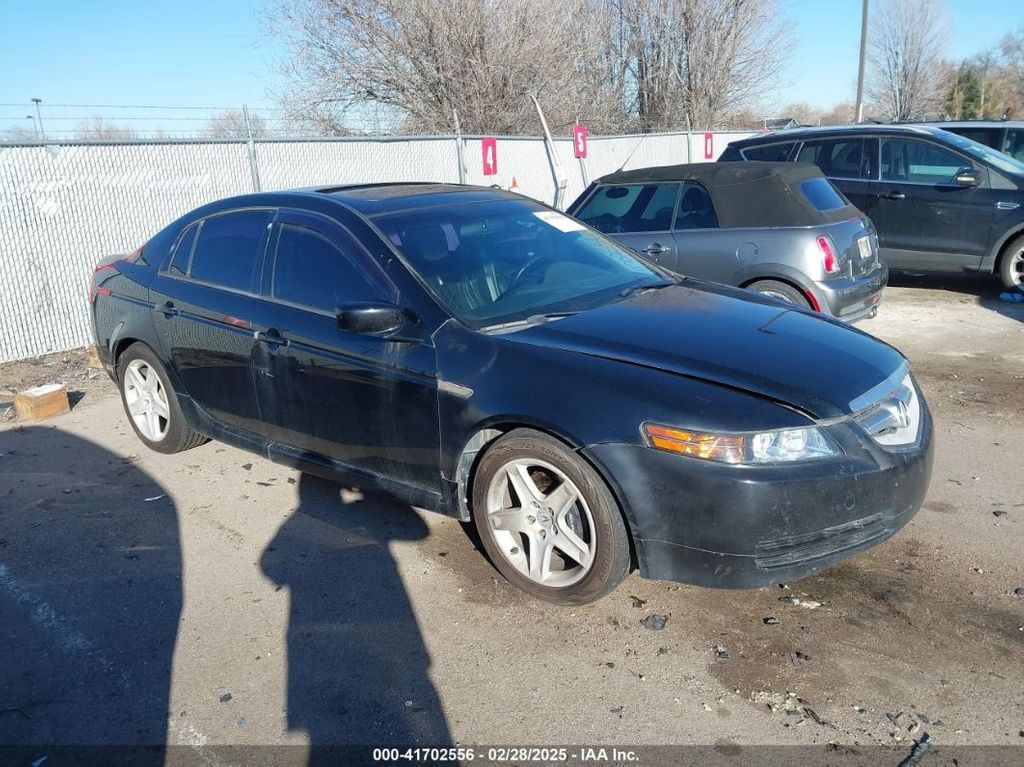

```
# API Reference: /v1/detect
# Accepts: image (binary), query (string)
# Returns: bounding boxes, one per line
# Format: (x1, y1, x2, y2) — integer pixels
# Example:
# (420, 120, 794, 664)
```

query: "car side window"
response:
(742, 142, 795, 161)
(673, 182, 719, 230)
(880, 138, 967, 184)
(575, 184, 679, 233)
(796, 138, 868, 180)
(188, 210, 273, 292)
(271, 221, 383, 312)
(1003, 129, 1024, 161)
(168, 222, 198, 277)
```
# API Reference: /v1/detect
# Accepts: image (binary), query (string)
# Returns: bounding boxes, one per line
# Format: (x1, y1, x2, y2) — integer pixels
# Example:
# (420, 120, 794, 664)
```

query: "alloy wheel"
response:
(485, 458, 596, 588)
(123, 359, 170, 442)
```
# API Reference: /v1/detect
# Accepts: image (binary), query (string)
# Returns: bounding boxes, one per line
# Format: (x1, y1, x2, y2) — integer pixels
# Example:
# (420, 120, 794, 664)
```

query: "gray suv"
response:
(567, 162, 888, 322)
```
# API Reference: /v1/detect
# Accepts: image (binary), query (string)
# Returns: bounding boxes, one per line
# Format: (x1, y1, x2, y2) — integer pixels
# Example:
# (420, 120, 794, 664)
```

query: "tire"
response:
(746, 279, 812, 309)
(999, 236, 1024, 289)
(116, 342, 207, 454)
(471, 428, 630, 605)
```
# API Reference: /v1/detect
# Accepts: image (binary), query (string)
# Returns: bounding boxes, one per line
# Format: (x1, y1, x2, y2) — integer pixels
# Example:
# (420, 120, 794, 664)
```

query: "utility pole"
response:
(854, 0, 869, 123)
(242, 104, 262, 192)
(31, 97, 45, 140)
(452, 109, 466, 185)
(25, 115, 39, 139)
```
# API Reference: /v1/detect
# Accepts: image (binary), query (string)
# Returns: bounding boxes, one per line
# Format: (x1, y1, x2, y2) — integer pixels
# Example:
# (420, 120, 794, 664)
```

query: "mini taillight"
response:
(817, 235, 840, 274)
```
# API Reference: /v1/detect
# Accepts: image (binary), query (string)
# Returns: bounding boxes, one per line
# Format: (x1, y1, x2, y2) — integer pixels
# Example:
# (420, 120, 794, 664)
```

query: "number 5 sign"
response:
(572, 124, 588, 158)
(481, 137, 497, 176)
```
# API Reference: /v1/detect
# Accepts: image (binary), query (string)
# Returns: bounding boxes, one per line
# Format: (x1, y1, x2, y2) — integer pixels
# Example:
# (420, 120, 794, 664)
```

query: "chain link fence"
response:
(0, 130, 752, 362)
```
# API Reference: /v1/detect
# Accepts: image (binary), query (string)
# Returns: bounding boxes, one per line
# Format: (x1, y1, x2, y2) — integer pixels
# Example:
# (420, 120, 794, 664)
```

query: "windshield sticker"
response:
(533, 210, 586, 232)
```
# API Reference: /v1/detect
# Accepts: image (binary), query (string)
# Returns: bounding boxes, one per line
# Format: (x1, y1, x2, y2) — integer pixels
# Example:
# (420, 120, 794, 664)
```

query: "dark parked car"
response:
(922, 120, 1024, 162)
(721, 125, 1024, 288)
(567, 162, 888, 322)
(91, 184, 933, 604)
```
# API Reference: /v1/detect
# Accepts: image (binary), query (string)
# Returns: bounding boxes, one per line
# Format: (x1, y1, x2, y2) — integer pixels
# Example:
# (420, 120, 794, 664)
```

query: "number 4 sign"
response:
(481, 137, 497, 175)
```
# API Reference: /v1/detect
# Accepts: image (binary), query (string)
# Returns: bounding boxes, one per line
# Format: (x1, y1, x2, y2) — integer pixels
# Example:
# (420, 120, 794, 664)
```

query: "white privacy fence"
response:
(0, 130, 752, 362)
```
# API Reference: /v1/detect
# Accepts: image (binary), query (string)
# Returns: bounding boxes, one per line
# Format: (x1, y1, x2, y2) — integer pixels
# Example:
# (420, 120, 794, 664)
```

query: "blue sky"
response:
(1, 0, 1022, 134)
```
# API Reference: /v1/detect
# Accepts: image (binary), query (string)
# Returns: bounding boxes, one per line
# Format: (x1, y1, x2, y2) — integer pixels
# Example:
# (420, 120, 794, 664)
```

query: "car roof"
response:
(595, 160, 819, 186)
(313, 182, 525, 215)
(729, 123, 951, 147)
(918, 120, 1024, 129)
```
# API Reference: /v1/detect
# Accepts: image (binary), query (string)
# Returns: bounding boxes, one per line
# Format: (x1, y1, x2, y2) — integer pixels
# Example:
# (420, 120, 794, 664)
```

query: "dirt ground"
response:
(1, 273, 1022, 759)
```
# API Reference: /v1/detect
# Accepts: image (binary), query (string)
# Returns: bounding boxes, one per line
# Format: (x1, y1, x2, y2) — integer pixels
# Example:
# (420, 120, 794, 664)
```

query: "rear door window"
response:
(880, 138, 967, 184)
(1002, 129, 1024, 161)
(575, 183, 679, 233)
(189, 210, 273, 292)
(954, 127, 1001, 149)
(800, 177, 849, 211)
(673, 181, 719, 230)
(796, 138, 868, 179)
(271, 219, 383, 312)
(741, 142, 795, 161)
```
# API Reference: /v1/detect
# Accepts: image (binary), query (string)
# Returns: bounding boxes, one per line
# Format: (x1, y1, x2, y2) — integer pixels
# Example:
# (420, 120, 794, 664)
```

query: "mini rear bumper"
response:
(813, 261, 889, 323)
(582, 404, 933, 589)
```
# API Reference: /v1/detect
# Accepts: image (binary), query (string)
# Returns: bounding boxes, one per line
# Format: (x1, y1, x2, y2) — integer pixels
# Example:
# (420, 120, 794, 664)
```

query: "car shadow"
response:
(260, 473, 451, 759)
(887, 269, 1024, 324)
(0, 426, 181, 765)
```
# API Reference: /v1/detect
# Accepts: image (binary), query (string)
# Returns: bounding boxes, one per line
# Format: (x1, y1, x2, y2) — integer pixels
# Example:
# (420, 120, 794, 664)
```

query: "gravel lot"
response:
(1, 274, 1022, 758)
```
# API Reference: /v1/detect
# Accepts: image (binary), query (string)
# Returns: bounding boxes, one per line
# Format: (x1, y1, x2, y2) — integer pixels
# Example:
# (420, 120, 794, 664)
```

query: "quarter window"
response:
(1003, 129, 1024, 161)
(742, 142, 795, 161)
(880, 139, 966, 184)
(575, 183, 679, 233)
(189, 210, 272, 291)
(168, 222, 198, 276)
(272, 222, 381, 312)
(674, 182, 719, 230)
(796, 138, 869, 179)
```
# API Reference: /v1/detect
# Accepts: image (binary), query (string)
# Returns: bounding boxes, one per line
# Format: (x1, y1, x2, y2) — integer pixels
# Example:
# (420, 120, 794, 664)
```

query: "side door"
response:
(870, 136, 993, 270)
(572, 183, 682, 270)
(794, 136, 875, 213)
(149, 209, 271, 434)
(671, 180, 734, 281)
(249, 208, 441, 494)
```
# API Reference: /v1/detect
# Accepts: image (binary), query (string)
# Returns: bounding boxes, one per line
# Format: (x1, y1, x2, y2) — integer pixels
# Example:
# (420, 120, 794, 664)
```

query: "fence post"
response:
(452, 109, 466, 184)
(243, 104, 262, 192)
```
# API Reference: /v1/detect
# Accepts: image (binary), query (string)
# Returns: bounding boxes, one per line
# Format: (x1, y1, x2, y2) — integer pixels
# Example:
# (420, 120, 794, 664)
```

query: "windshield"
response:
(940, 130, 1024, 176)
(373, 198, 665, 328)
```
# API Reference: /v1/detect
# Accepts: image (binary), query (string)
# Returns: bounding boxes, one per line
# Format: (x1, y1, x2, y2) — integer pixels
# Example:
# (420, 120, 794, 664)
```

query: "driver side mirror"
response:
(954, 168, 979, 187)
(336, 302, 407, 337)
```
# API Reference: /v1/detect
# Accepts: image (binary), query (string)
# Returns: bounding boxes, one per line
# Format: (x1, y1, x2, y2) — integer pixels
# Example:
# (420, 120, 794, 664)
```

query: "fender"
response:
(731, 262, 823, 310)
(982, 218, 1024, 273)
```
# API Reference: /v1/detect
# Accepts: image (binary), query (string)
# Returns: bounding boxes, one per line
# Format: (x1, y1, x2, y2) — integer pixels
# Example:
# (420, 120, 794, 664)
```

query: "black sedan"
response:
(90, 184, 933, 604)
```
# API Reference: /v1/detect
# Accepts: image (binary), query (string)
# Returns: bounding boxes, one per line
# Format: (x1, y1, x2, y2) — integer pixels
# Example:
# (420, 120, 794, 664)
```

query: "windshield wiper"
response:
(618, 279, 677, 299)
(480, 311, 579, 333)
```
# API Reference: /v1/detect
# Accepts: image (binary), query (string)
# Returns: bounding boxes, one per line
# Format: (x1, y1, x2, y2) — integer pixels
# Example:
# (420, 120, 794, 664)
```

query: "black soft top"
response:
(594, 162, 857, 227)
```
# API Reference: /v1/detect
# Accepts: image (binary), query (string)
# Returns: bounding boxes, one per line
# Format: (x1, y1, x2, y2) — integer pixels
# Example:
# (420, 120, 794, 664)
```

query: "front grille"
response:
(754, 513, 887, 570)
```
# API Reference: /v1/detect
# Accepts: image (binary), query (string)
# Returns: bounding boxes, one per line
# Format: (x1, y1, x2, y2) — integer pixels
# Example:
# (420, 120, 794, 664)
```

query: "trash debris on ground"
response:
(763, 616, 780, 625)
(640, 614, 668, 631)
(993, 509, 1008, 517)
(713, 645, 729, 660)
(219, 693, 232, 703)
(998, 290, 1024, 302)
(241, 463, 252, 471)
(788, 650, 811, 667)
(779, 596, 821, 609)
(144, 494, 166, 502)
(897, 732, 932, 767)
(1014, 587, 1024, 597)
(629, 595, 647, 608)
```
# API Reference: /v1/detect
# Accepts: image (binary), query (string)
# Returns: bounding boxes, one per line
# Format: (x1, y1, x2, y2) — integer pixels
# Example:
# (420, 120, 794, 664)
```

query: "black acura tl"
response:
(90, 184, 933, 604)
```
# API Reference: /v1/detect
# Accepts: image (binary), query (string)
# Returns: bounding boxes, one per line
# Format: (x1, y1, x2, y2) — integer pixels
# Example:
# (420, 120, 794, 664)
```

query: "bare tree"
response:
(203, 110, 268, 139)
(998, 26, 1024, 118)
(866, 0, 951, 121)
(75, 117, 137, 140)
(273, 0, 609, 135)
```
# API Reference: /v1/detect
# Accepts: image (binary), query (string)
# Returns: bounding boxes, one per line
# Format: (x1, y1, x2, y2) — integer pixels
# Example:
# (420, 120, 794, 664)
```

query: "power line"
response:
(0, 102, 289, 111)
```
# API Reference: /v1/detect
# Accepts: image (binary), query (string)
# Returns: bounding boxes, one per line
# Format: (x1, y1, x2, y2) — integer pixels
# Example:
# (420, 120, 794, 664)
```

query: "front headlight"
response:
(643, 422, 837, 465)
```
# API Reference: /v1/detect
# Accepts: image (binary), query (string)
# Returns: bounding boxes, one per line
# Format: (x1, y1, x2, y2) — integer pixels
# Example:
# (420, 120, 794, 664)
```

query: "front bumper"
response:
(813, 261, 889, 323)
(582, 404, 933, 588)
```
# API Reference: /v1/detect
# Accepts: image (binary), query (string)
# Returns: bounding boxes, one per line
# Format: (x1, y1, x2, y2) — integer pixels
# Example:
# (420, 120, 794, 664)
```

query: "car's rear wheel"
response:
(471, 429, 630, 605)
(116, 342, 207, 454)
(746, 279, 812, 308)
(999, 236, 1024, 289)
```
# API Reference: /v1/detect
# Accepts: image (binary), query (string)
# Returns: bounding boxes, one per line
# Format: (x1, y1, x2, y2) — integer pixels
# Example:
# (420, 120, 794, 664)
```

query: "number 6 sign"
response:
(481, 137, 497, 176)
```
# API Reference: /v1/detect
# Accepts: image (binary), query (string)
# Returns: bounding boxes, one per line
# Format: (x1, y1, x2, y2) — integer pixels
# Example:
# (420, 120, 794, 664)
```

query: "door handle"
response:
(642, 243, 669, 255)
(879, 191, 905, 200)
(161, 301, 179, 317)
(255, 329, 289, 348)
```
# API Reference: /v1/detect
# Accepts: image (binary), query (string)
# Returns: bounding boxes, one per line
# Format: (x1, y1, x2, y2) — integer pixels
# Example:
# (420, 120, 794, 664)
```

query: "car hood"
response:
(507, 283, 905, 419)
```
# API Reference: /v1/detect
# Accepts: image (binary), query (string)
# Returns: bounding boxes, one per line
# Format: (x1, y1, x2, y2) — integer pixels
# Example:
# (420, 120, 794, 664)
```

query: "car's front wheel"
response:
(999, 236, 1024, 289)
(116, 342, 207, 454)
(471, 429, 630, 604)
